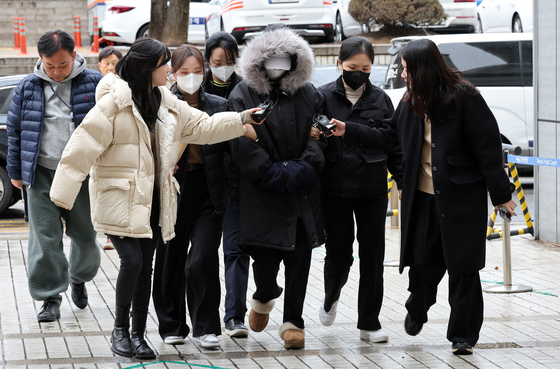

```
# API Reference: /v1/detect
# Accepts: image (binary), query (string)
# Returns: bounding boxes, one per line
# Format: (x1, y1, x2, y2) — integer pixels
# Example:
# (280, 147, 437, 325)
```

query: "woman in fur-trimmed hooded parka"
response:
(227, 25, 326, 350)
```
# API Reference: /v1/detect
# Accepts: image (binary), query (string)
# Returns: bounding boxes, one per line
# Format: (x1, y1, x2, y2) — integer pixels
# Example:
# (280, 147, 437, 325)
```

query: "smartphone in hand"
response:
(498, 206, 511, 222)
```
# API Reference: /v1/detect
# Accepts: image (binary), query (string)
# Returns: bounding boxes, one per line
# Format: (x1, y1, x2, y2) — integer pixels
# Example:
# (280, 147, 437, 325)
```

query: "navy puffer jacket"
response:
(7, 69, 102, 185)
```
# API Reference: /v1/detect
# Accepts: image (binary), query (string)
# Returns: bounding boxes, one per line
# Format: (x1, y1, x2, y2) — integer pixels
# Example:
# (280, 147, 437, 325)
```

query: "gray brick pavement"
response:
(1, 224, 560, 369)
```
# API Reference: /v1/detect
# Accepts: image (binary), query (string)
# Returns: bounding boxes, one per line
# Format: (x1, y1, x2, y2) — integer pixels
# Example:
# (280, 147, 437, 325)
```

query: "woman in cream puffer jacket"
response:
(49, 38, 258, 360)
(50, 71, 250, 242)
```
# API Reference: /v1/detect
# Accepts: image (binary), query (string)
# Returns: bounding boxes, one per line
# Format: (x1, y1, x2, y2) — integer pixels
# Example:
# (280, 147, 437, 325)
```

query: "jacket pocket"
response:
(359, 110, 384, 128)
(94, 178, 132, 227)
(451, 173, 483, 184)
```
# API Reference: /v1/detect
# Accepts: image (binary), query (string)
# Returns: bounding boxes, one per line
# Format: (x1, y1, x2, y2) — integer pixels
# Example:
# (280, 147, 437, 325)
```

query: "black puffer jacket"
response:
(228, 27, 326, 251)
(318, 77, 403, 197)
(172, 84, 229, 213)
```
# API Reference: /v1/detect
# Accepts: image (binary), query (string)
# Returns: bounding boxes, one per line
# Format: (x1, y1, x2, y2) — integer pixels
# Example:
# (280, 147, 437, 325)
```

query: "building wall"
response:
(535, 0, 560, 244)
(0, 1, 89, 48)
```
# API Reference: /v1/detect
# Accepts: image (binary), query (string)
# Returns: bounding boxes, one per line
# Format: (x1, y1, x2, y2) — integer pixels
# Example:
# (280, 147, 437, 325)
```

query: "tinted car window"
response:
(521, 41, 532, 87)
(0, 86, 15, 115)
(438, 41, 522, 86)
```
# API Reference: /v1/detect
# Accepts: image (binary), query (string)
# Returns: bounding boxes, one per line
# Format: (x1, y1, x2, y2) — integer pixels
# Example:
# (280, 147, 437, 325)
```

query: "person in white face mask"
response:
(152, 44, 246, 350)
(202, 32, 242, 99)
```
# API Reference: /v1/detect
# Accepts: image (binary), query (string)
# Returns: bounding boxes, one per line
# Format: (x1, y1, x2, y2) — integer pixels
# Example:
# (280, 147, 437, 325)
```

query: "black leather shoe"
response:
(70, 281, 88, 309)
(37, 300, 61, 322)
(111, 305, 133, 358)
(404, 313, 423, 336)
(130, 310, 156, 360)
(225, 318, 249, 338)
(452, 342, 474, 355)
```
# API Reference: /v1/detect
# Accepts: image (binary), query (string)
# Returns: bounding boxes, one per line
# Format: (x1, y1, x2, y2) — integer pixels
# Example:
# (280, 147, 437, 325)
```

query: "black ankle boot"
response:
(131, 310, 156, 360)
(111, 305, 133, 358)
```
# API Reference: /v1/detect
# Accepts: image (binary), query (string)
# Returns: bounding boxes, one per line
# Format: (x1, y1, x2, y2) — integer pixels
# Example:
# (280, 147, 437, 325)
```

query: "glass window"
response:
(438, 41, 522, 87)
(0, 86, 16, 115)
(520, 41, 532, 87)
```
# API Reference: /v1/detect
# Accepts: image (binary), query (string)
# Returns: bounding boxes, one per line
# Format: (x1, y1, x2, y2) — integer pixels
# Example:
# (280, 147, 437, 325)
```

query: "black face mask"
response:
(342, 69, 370, 91)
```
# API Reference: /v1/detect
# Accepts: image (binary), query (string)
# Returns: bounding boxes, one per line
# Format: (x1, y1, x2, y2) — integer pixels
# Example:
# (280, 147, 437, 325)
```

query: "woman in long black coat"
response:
(330, 39, 516, 356)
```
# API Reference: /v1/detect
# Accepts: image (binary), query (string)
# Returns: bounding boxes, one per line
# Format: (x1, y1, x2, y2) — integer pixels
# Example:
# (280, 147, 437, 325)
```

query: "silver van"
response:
(382, 33, 533, 159)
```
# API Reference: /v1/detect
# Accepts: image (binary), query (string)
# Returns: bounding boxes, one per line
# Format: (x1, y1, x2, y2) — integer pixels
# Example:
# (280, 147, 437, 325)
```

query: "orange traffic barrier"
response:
(13, 17, 20, 49)
(73, 16, 82, 48)
(91, 16, 99, 53)
(18, 18, 28, 56)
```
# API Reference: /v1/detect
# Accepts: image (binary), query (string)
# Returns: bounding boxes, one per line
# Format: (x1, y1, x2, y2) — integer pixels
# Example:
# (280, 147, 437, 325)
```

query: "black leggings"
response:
(109, 197, 160, 313)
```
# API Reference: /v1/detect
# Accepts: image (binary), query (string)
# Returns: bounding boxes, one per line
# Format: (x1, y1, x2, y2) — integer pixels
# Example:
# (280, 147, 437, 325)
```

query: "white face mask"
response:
(211, 65, 235, 82)
(265, 68, 287, 81)
(176, 73, 204, 95)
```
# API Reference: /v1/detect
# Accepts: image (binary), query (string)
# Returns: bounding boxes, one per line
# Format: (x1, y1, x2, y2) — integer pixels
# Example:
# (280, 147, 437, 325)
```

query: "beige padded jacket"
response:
(50, 73, 246, 242)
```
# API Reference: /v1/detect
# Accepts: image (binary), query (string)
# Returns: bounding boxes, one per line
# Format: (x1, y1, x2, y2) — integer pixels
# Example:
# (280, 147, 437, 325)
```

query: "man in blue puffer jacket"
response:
(7, 30, 103, 323)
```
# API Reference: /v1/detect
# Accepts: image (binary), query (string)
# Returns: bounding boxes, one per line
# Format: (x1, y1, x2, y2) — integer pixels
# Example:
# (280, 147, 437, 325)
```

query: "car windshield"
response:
(311, 65, 388, 88)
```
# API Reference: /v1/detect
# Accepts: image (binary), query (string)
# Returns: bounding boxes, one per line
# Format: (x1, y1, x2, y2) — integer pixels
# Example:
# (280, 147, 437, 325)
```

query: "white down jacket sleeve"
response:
(176, 99, 246, 145)
(49, 97, 115, 210)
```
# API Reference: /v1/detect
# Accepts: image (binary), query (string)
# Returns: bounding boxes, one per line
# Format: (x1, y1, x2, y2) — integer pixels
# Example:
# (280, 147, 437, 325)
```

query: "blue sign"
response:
(508, 154, 560, 168)
(189, 17, 205, 25)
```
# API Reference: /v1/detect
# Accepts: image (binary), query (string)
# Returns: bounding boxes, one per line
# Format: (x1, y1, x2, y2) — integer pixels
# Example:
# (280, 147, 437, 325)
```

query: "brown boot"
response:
(279, 322, 305, 349)
(248, 299, 276, 332)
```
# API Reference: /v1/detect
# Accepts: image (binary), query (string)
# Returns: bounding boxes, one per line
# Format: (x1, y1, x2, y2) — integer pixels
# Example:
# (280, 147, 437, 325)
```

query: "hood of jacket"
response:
(34, 53, 87, 83)
(239, 27, 315, 96)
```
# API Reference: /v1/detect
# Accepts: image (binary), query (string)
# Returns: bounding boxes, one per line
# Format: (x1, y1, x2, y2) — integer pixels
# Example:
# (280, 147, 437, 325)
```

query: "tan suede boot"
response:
(248, 299, 276, 332)
(279, 322, 305, 349)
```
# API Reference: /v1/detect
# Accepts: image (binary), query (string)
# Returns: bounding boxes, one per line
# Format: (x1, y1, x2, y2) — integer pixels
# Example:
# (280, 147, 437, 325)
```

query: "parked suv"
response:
(383, 33, 533, 161)
(0, 75, 25, 214)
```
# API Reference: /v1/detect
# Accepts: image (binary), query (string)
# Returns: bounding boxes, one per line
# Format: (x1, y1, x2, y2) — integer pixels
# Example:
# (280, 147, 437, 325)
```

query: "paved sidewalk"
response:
(1, 221, 559, 369)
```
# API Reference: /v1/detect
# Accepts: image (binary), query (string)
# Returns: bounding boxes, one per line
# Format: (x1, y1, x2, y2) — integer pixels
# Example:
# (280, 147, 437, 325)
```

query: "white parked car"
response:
(101, 0, 208, 44)
(383, 33, 534, 159)
(205, 0, 336, 44)
(425, 0, 479, 33)
(333, 0, 367, 42)
(477, 0, 533, 33)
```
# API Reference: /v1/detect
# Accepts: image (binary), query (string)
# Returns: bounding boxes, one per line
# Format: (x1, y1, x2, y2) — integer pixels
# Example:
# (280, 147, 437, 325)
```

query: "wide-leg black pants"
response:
(405, 190, 484, 346)
(321, 192, 387, 331)
(153, 170, 223, 339)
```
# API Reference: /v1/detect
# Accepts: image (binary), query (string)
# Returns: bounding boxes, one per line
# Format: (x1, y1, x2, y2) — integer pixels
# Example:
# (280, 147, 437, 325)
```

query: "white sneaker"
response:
(360, 329, 389, 343)
(164, 335, 185, 345)
(193, 334, 221, 349)
(319, 300, 338, 326)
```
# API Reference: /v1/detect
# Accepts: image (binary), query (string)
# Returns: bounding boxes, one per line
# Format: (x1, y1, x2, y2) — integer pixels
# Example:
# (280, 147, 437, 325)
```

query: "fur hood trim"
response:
(239, 27, 315, 95)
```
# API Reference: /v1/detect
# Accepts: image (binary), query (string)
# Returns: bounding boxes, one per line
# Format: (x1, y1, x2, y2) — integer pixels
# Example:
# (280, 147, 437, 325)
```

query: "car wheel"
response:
(137, 24, 149, 40)
(512, 14, 523, 33)
(0, 166, 14, 214)
(335, 13, 344, 43)
(476, 14, 483, 33)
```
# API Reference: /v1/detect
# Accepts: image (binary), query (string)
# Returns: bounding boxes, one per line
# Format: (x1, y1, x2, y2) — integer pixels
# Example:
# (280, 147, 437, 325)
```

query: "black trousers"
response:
(321, 192, 387, 331)
(153, 170, 223, 339)
(405, 190, 484, 346)
(109, 195, 160, 313)
(246, 218, 311, 329)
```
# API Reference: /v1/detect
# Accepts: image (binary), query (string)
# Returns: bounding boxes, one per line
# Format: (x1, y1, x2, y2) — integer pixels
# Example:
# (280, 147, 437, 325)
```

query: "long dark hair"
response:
(338, 36, 375, 64)
(116, 38, 171, 130)
(401, 39, 473, 120)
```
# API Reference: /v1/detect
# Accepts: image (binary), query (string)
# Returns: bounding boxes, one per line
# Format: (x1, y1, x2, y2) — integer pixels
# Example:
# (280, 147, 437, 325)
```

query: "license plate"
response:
(269, 0, 299, 3)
